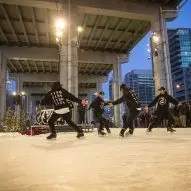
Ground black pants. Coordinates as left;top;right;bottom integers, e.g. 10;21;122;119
48;111;83;134
79;111;85;124
122;110;140;134
95;113;110;132
148;111;174;130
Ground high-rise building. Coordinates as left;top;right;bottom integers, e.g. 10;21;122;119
168;28;191;102
109;79;113;101
124;69;155;105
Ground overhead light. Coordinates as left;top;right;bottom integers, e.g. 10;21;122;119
152;33;160;43
56;30;63;38
77;26;83;33
21;91;25;96
55;19;65;30
12;92;16;96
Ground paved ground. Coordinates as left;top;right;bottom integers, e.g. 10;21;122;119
0;128;191;191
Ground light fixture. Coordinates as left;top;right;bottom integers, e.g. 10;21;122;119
21;91;25;96
55;19;65;30
12;92;16;96
56;30;63;38
176;84;180;89
77;26;83;33
152;33;160;43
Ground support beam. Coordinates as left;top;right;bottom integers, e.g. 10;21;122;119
95;16;110;50
79;14;88;45
17;60;24;72
87;15;101;47
49;62;52;73
31;7;40;44
104;18;124;49
120;21;145;51
0;4;19;44
0;0;63;10
16;5;30;45
0;25;8;43
9;60;17;72
33;60;38;72
45;9;50;45
41;62;45;72
112;20;134;50
10;73;107;83
26;60;31;72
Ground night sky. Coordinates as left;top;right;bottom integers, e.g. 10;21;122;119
103;0;191;99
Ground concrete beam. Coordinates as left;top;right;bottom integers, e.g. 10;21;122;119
0;46;58;61
0;0;62;10
10;73;108;83
79;88;96;94
0;46;122;65
76;0;158;21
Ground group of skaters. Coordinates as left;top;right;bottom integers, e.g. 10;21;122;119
40;81;180;140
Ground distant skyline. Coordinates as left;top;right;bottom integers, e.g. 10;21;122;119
103;0;191;99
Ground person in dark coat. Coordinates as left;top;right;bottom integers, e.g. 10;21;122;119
89;91;111;135
110;84;141;137
147;87;178;133
41;82;86;139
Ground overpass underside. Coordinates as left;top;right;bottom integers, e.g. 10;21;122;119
0;0;182;125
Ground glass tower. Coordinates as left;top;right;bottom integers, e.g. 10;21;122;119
124;69;155;105
168;28;191;101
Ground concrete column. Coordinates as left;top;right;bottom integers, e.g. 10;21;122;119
60;44;68;90
87;93;93;124
151;10;173;95
113;56;122;127
96;82;102;92
68;9;79;123
0;53;7;126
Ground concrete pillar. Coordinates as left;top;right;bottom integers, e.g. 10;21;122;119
0;53;7;126
68;9;79;123
151;10;173;95
87;93;93;124
60;44;68;90
96;82;102;92
113;56;122;127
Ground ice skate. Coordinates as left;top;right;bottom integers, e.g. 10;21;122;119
146;128;152;134
98;130;106;136
106;128;111;134
119;128;126;137
167;127;176;133
46;133;57;140
125;130;133;136
76;132;84;138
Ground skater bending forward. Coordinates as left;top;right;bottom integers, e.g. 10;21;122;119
147;87;178;133
110;84;141;137
41;82;86;139
89;91;111;135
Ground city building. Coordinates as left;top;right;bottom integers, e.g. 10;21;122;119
168;28;191;102
109;79;113;101
124;69;155;105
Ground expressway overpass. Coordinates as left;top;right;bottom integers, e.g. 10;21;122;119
0;0;183;125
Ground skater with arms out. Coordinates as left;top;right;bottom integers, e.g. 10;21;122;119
40;82;87;139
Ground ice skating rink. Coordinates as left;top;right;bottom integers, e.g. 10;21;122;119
0;128;191;191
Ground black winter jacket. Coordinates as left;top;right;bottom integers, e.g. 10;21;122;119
41;87;82;110
148;93;178;112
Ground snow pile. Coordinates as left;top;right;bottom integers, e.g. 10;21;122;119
0;128;191;191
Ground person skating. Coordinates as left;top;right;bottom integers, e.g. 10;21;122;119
147;87;178;133
40;82;87;139
110;84;141;137
89;91;111;135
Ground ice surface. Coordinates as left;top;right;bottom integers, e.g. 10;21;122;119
0;128;191;191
